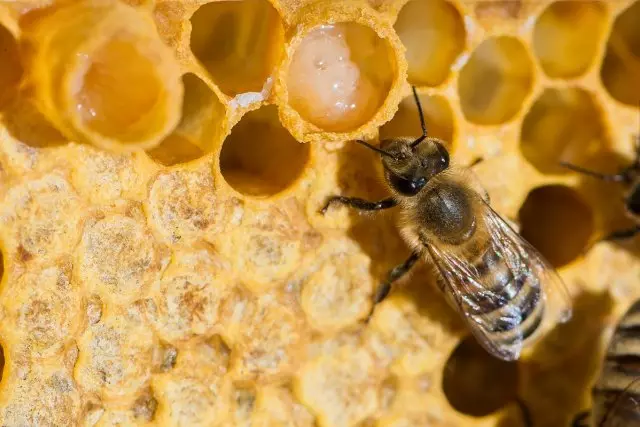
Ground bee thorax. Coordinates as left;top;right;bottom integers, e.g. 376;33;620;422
416;182;477;245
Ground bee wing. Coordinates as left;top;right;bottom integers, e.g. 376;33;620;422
424;199;572;361
482;200;573;324
600;378;640;427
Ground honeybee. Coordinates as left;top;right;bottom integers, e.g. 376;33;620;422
320;87;572;361
561;136;640;242
576;298;640;427
521;299;640;427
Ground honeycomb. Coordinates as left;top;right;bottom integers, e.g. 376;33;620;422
0;0;638;426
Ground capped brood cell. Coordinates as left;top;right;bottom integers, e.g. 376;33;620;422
19;0;183;152
276;0;407;143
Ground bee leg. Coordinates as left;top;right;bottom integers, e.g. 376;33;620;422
570;411;590;427
366;252;420;321
319;196;397;215
515;397;533;427
601;225;640;242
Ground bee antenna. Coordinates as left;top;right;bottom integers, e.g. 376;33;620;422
410;85;428;149
355;140;396;159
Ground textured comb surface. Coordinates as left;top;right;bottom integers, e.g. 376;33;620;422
0;0;638;426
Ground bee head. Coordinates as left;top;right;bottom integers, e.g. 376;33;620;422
352;85;450;197
374;137;449;196
351;86;450;196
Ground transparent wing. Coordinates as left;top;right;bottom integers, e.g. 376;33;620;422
601;378;640;427
482;200;573;324
424;199;572;361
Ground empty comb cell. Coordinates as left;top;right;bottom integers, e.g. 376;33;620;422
380;92;455;148
394;0;466;87
219;105;310;198
19;0;183;152
601;0;640;107
533;1;607;79
276;0;407;143
147;72;227;166
520;87;611;175
190;0;285;98
458;36;534;125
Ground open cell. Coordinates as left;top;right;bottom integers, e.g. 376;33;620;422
286;22;395;132
442;336;518;417
21;1;183;151
394;0;466;87
148;73;226;166
520;88;610;175
190;0;284;97
458;36;534;125
518;185;594;268
75;35;169;144
379;93;454;147
0;23;23;110
219;105;310;197
600;0;640;107
533;1;607;79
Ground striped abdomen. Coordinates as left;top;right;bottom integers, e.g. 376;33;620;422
460;240;545;349
592;300;640;426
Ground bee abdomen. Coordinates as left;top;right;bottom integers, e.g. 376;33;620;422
465;248;544;344
594;301;640;396
592;358;640;425
466;248;522;313
592;301;640;426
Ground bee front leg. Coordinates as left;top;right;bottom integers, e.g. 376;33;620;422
366;252;420;322
319;196;397;215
